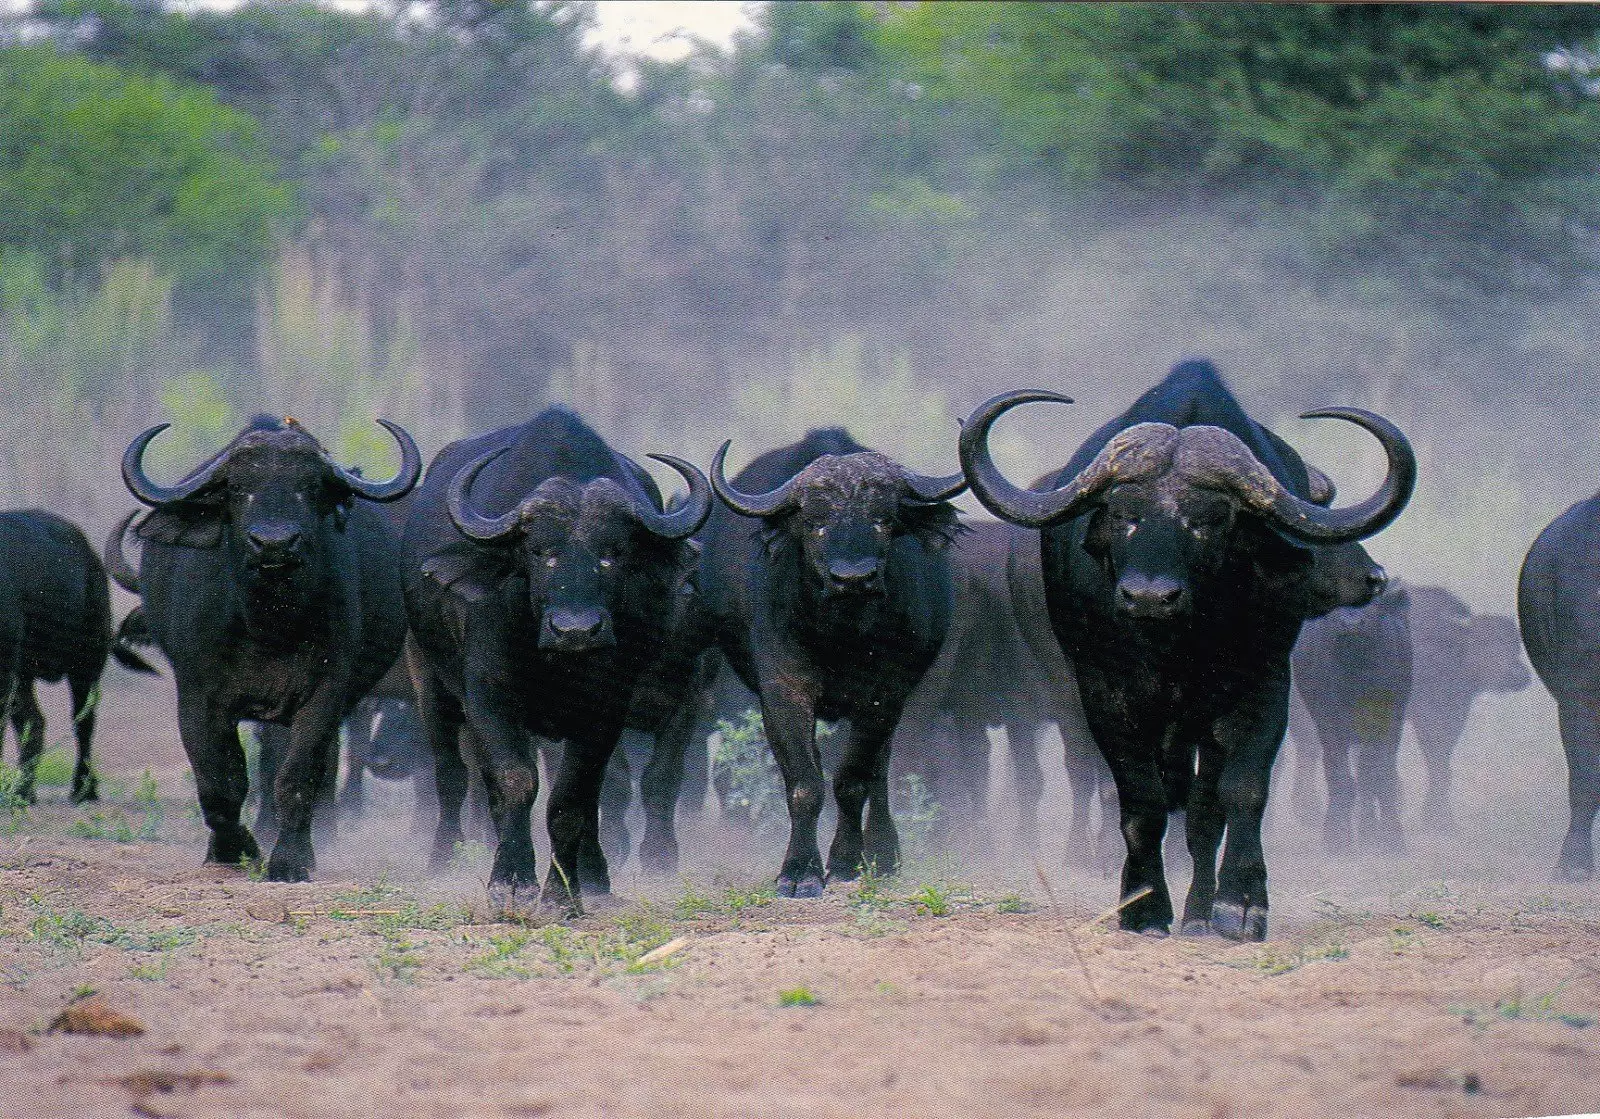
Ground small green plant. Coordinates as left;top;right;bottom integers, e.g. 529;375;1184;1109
69;810;137;842
992;893;1032;914
466;930;537;979
1415;911;1447;930
908;882;951;918
1228;942;1349;976
449;840;492;873
132;770;164;840
849;867;897;913
777;986;819;1008
373;933;423;984
31;749;73;789
128;956;170;981
0;763;30;832
1388;926;1421;953
1453;986;1596;1029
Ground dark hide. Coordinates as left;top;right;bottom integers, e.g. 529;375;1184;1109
0;510;156;803
401;407;705;915
700;429;960;897
962;359;1414;940
121;417;419;881
1519;501;1600;880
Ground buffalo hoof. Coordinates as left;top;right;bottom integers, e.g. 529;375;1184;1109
266;851;313;883
1213;901;1268;942
488;878;546;920
776;873;825;899
70;775;98;805
205;827;261;866
1179;919;1212;938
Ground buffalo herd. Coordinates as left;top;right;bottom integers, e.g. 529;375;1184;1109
4;358;1589;942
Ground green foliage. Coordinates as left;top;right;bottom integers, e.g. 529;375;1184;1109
0;45;294;288
710;709;786;837
875;3;1600;296
1454;986;1596;1029
31;750;73;790
776;985;820;1008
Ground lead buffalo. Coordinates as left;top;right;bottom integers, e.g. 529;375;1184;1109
961;360;1414;939
111;416;420;880
1518;499;1600;880
702;428;964;896
401;408;709;914
0;510;156;802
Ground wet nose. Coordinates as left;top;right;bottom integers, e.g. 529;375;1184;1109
1116;574;1187;616
826;557;882;591
1366;567;1389;597
247;524;302;557
547;608;606;638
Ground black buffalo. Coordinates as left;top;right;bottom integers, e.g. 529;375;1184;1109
110;415;421;880
1407;585;1530;830
1288;581;1413;851
961;360;1414;939
401;407;709;914
0;510;156;802
702;428;965;896
1519;499;1600;880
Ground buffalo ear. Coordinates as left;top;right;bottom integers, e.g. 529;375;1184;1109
903;501;965;550
135;507;225;549
421;543;514;604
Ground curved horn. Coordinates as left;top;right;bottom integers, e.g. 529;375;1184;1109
625;454;713;539
325;420;422;503
122;423;231;507
1215;409;1416;545
902;467;968;504
958;390;1106;528
445;446;523;542
710;441;803;518
103;509;143;594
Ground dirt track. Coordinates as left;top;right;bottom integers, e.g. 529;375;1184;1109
2;678;1598;1119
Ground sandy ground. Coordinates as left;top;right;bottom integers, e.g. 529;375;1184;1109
2;674;1598;1119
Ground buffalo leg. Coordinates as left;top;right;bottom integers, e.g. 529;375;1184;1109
1355;720;1405;854
67;671;100;803
830;714;900;880
460;660;541;913
414;664;468;870
1412;701;1469;833
546;721;628;914
253;723;284;840
759;680;826;897
339;704;373;819
10;681;44;804
1008;721;1046;853
176;690;258;866
1319;723;1356;852
1554;698;1600;881
1180;737;1226;935
597;741;634;874
265;685;345;882
638;679;711;876
1210;678;1289;942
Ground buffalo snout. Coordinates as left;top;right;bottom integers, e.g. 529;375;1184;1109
1116;573;1188;618
245;523;305;566
825;556;884;594
540;607;615;651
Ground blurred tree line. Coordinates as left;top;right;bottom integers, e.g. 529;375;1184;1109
2;0;1600;501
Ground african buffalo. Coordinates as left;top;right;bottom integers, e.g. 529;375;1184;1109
401;407;709;914
960;359;1414;939
0;510;156;802
702;427;965;896
110;415;420;880
1407;585;1530;830
1289;581;1413;851
1519;499;1600;880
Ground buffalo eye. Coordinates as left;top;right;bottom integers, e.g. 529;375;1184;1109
814;526;827;538
874;521;892;536
599;557;614;569
543;555;558;568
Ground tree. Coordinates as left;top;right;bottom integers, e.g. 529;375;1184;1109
0;44;294;290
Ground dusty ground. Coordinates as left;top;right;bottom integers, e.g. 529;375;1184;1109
2;676;1598;1119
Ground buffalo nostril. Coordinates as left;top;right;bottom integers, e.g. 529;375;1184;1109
1117;575;1186;613
827;559;881;586
248;527;301;553
548;609;605;637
